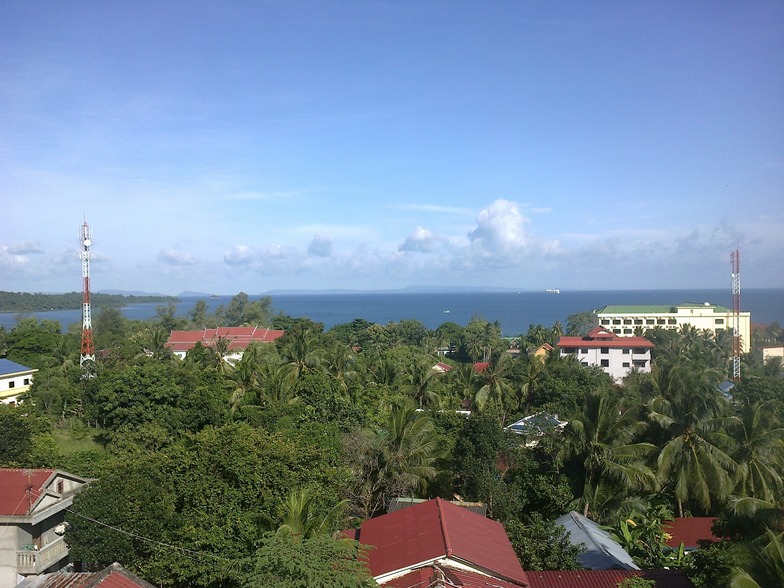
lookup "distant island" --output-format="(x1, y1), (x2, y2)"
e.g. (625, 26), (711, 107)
(0, 291), (178, 313)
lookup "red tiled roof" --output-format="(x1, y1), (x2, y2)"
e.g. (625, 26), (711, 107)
(473, 362), (490, 373)
(526, 570), (695, 588)
(663, 517), (720, 549)
(351, 497), (528, 585)
(0, 468), (55, 515)
(557, 327), (653, 350)
(164, 327), (285, 353)
(382, 565), (526, 588)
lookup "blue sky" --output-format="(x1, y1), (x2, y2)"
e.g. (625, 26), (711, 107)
(2, 1), (783, 295)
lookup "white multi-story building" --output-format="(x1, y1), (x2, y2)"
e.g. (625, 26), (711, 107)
(557, 327), (654, 383)
(596, 302), (751, 353)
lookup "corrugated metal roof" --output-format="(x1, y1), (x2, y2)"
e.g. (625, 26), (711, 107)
(557, 328), (653, 350)
(387, 498), (487, 517)
(0, 469), (55, 515)
(555, 512), (639, 571)
(663, 517), (719, 549)
(526, 570), (695, 588)
(16, 563), (155, 588)
(165, 327), (284, 352)
(383, 565), (527, 588)
(354, 497), (528, 585)
(0, 358), (36, 376)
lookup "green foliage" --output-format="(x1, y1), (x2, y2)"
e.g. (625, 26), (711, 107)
(243, 533), (376, 588)
(88, 360), (228, 433)
(608, 506), (686, 569)
(617, 578), (655, 588)
(66, 422), (350, 586)
(505, 514), (583, 570)
(216, 292), (274, 327)
(0, 291), (175, 313)
(686, 540), (749, 588)
(0, 406), (34, 465)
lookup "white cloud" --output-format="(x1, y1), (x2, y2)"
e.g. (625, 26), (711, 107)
(5, 241), (44, 255)
(398, 226), (442, 253)
(467, 199), (531, 257)
(158, 248), (198, 266)
(224, 245), (256, 266)
(307, 235), (333, 257)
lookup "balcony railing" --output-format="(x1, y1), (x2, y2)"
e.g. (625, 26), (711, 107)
(16, 537), (68, 574)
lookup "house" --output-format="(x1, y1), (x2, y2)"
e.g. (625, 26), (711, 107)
(0, 469), (90, 585)
(15, 561), (156, 588)
(662, 517), (720, 551)
(344, 497), (529, 587)
(532, 343), (553, 363)
(555, 511), (639, 571)
(596, 303), (751, 353)
(504, 413), (567, 447)
(556, 327), (653, 383)
(164, 326), (285, 361)
(526, 569), (695, 588)
(0, 359), (38, 405)
(762, 345), (784, 366)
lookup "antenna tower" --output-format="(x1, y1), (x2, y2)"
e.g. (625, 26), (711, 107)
(80, 221), (96, 378)
(731, 247), (741, 382)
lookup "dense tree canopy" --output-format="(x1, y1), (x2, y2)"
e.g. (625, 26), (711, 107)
(2, 294), (782, 587)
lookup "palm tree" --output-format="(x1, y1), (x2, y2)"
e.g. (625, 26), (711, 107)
(275, 488), (348, 539)
(474, 353), (517, 421)
(648, 362), (736, 516)
(729, 529), (784, 588)
(560, 388), (657, 517)
(402, 357), (439, 408)
(278, 326), (324, 379)
(730, 401), (784, 503)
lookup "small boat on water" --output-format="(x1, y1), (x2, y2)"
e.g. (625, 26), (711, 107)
(546, 289), (560, 294)
(443, 310), (450, 313)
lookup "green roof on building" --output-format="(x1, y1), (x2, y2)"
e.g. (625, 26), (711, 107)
(598, 303), (731, 314)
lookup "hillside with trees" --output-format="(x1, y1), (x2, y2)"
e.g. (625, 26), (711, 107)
(1, 293), (782, 587)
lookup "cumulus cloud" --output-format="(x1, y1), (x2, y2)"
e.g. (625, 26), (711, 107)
(5, 241), (44, 255)
(468, 199), (530, 255)
(307, 235), (333, 257)
(158, 248), (198, 266)
(398, 226), (442, 253)
(224, 245), (256, 266)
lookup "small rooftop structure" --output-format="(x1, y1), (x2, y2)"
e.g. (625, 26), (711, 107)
(555, 511), (639, 571)
(505, 413), (567, 446)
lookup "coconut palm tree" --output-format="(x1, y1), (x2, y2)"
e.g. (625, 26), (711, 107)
(648, 362), (736, 516)
(730, 401), (784, 503)
(729, 529), (784, 588)
(278, 325), (324, 379)
(474, 352), (517, 421)
(560, 388), (657, 517)
(275, 488), (348, 539)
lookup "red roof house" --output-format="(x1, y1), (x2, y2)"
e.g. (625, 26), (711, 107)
(526, 570), (695, 588)
(164, 326), (285, 359)
(16, 562), (156, 588)
(345, 497), (529, 586)
(0, 469), (90, 581)
(556, 327), (654, 382)
(662, 517), (720, 550)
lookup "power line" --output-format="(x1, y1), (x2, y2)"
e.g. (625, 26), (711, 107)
(64, 507), (243, 566)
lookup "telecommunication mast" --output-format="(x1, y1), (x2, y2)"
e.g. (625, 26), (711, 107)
(731, 247), (741, 382)
(80, 222), (96, 378)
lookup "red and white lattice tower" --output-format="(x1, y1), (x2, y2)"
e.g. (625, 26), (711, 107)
(731, 247), (741, 382)
(79, 222), (96, 377)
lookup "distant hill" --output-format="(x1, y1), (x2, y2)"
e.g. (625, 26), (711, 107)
(99, 289), (170, 297)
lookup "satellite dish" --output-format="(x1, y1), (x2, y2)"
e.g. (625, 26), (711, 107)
(83, 239), (91, 247)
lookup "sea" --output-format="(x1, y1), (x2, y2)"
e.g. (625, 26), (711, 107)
(1, 289), (782, 337)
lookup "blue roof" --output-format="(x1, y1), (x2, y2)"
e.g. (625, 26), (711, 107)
(0, 358), (34, 376)
(556, 511), (639, 571)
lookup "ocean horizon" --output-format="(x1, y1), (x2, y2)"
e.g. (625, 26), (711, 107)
(1, 288), (782, 337)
